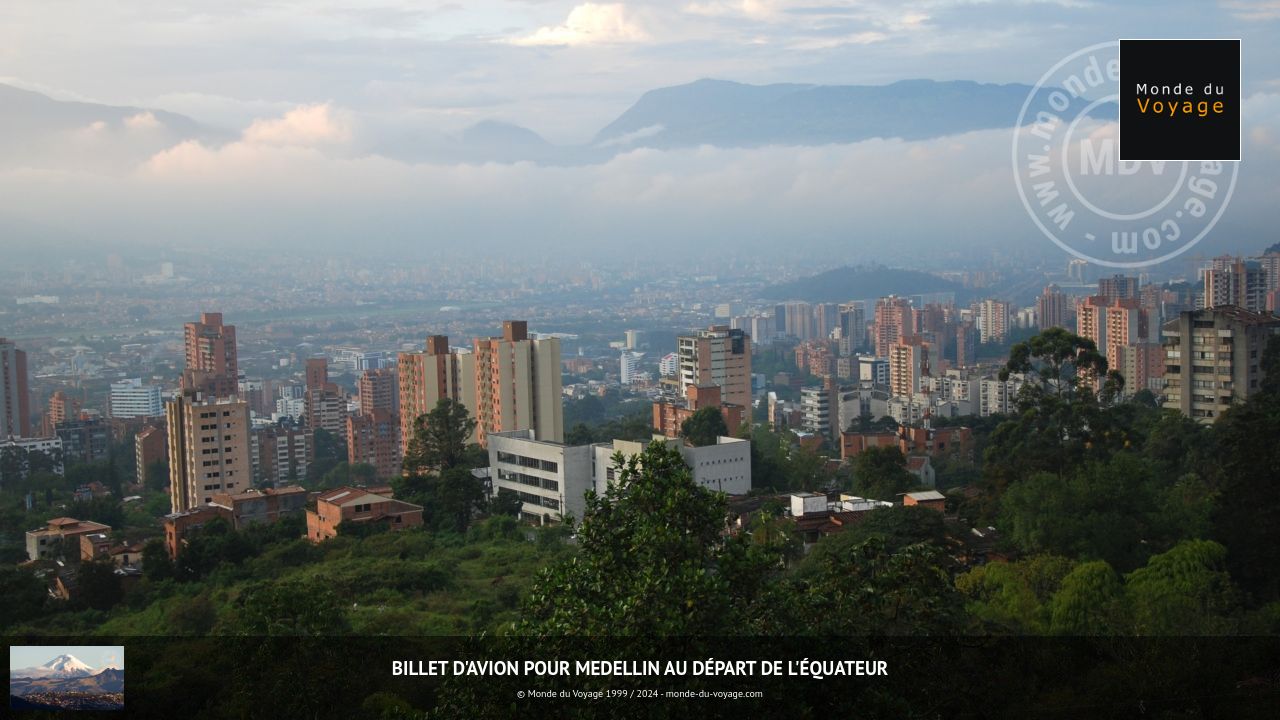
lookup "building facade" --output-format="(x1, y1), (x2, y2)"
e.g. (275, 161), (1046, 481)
(166, 392), (252, 513)
(250, 424), (314, 487)
(677, 325), (752, 409)
(0, 337), (31, 438)
(346, 409), (402, 480)
(182, 312), (238, 396)
(109, 378), (163, 418)
(1161, 306), (1280, 423)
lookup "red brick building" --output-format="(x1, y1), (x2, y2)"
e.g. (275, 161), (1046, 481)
(652, 384), (745, 440)
(306, 486), (423, 542)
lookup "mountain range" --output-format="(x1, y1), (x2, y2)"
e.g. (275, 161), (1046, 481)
(9, 653), (97, 679)
(10, 667), (125, 697)
(761, 266), (963, 304)
(0, 78), (1115, 168)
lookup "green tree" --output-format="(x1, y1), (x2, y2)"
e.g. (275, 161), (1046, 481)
(0, 565), (48, 629)
(322, 461), (378, 487)
(144, 459), (169, 492)
(782, 538), (965, 636)
(230, 580), (351, 635)
(680, 405), (728, 447)
(807, 505), (946, 561)
(402, 398), (477, 474)
(77, 558), (124, 611)
(488, 488), (523, 518)
(978, 328), (1129, 522)
(516, 441), (762, 635)
(1207, 335), (1280, 601)
(168, 591), (218, 635)
(1048, 560), (1123, 635)
(142, 538), (174, 581)
(956, 555), (1075, 634)
(998, 453), (1159, 571)
(1124, 539), (1239, 635)
(565, 422), (595, 446)
(851, 446), (917, 501)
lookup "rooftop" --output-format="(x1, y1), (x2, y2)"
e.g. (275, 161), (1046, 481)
(905, 490), (946, 502)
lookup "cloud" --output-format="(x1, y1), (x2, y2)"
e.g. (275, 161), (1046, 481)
(123, 111), (162, 130)
(1221, 0), (1280, 21)
(509, 3), (650, 47)
(242, 103), (352, 147)
(789, 31), (888, 50)
(595, 123), (665, 148)
(5, 91), (1278, 268)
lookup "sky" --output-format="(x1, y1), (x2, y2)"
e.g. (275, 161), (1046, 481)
(10, 645), (125, 671)
(3, 1), (1278, 141)
(1, 1), (1278, 266)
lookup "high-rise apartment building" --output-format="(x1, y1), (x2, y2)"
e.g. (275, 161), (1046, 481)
(135, 423), (167, 487)
(813, 303), (839, 340)
(659, 353), (678, 377)
(398, 322), (562, 452)
(858, 355), (890, 386)
(620, 350), (642, 385)
(0, 338), (31, 438)
(182, 313), (238, 397)
(250, 425), (313, 487)
(346, 409), (402, 480)
(677, 325), (752, 409)
(43, 390), (78, 436)
(889, 336), (931, 399)
(838, 302), (866, 350)
(1103, 299), (1148, 361)
(1255, 251), (1280, 293)
(302, 357), (348, 435)
(779, 302), (814, 341)
(1098, 274), (1140, 302)
(109, 378), (164, 418)
(1204, 258), (1268, 313)
(1115, 342), (1164, 396)
(472, 321), (564, 446)
(167, 392), (252, 513)
(955, 321), (978, 368)
(398, 335), (475, 453)
(978, 299), (1011, 343)
(1076, 295), (1110, 352)
(56, 418), (111, 466)
(873, 296), (914, 358)
(305, 358), (329, 391)
(1162, 306), (1280, 422)
(357, 367), (399, 416)
(1037, 285), (1070, 330)
(238, 379), (274, 417)
(1075, 294), (1151, 393)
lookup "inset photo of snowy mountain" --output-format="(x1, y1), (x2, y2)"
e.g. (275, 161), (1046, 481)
(9, 646), (124, 711)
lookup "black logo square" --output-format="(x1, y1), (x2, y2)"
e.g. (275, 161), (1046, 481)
(1120, 39), (1240, 161)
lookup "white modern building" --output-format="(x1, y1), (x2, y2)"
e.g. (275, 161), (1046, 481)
(857, 356), (890, 387)
(0, 435), (65, 479)
(658, 353), (679, 377)
(488, 431), (753, 525)
(620, 351), (643, 385)
(488, 429), (594, 524)
(109, 378), (164, 418)
(593, 436), (751, 496)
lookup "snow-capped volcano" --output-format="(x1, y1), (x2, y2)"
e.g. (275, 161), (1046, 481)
(9, 653), (96, 679)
